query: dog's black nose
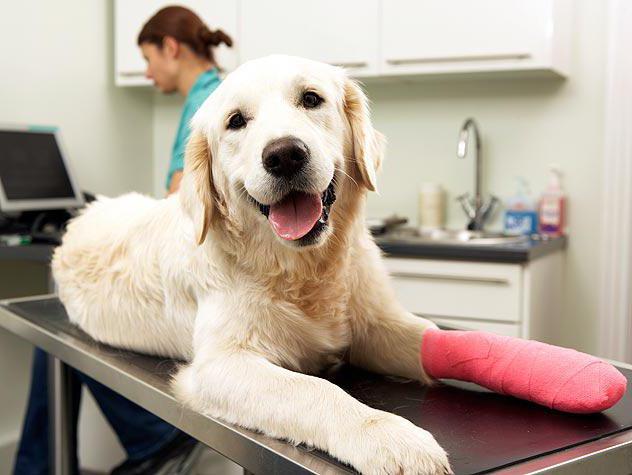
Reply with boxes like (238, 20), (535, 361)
(262, 137), (309, 178)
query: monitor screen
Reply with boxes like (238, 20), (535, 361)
(0, 128), (83, 211)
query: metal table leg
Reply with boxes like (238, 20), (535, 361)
(48, 355), (76, 475)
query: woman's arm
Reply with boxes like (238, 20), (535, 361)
(167, 171), (183, 195)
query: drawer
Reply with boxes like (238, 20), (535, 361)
(385, 258), (522, 323)
(425, 315), (522, 338)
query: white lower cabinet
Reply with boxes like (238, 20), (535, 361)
(427, 317), (522, 338)
(384, 253), (563, 341)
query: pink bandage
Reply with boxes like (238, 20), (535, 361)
(421, 328), (627, 413)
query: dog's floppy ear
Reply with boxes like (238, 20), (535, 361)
(181, 130), (216, 245)
(343, 78), (385, 192)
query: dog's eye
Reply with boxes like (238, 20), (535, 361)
(227, 112), (247, 130)
(302, 91), (324, 109)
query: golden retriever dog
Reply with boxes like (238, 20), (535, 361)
(52, 55), (451, 474)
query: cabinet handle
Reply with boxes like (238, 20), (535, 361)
(118, 71), (146, 78)
(330, 61), (368, 69)
(386, 52), (531, 66)
(389, 271), (509, 285)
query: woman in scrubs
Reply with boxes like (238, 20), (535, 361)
(139, 6), (231, 194)
(13, 6), (231, 474)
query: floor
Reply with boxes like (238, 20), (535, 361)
(80, 448), (244, 475)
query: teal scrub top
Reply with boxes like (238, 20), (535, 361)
(166, 67), (221, 189)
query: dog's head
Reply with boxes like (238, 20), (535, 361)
(180, 55), (384, 249)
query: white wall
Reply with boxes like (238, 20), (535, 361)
(150, 1), (607, 354)
(0, 0), (154, 471)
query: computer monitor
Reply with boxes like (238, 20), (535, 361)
(0, 125), (84, 212)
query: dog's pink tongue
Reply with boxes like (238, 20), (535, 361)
(269, 192), (323, 240)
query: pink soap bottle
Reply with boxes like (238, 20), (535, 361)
(539, 165), (566, 237)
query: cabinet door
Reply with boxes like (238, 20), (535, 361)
(385, 258), (523, 323)
(427, 316), (522, 338)
(381, 0), (554, 76)
(239, 0), (379, 77)
(115, 0), (238, 86)
(115, 0), (165, 85)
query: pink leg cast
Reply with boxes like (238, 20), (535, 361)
(421, 328), (627, 413)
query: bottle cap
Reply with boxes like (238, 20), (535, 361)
(547, 164), (563, 192)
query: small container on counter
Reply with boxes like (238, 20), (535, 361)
(504, 177), (539, 236)
(418, 182), (445, 230)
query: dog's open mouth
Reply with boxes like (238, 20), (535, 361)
(251, 181), (336, 241)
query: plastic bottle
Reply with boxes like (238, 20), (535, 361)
(418, 182), (445, 230)
(539, 165), (566, 237)
(503, 177), (539, 236)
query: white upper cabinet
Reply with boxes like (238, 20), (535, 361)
(115, 0), (572, 86)
(114, 0), (239, 86)
(380, 0), (571, 77)
(238, 0), (380, 77)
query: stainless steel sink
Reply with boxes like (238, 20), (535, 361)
(381, 227), (529, 246)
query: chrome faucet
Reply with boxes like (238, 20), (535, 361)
(456, 118), (498, 231)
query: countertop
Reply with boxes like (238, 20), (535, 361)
(0, 234), (567, 266)
(375, 234), (567, 264)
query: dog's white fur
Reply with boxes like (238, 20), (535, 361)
(52, 55), (451, 474)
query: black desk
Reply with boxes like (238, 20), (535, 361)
(1, 296), (631, 474)
(0, 243), (55, 263)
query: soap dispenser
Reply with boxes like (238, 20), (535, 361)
(539, 165), (566, 237)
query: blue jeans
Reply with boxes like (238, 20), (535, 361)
(13, 348), (189, 475)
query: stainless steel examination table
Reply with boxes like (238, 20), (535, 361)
(1, 296), (631, 475)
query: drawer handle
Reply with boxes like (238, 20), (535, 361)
(386, 52), (531, 66)
(390, 271), (510, 285)
(330, 61), (368, 68)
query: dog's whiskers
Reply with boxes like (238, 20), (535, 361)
(237, 186), (249, 202)
(237, 185), (257, 208)
(336, 165), (359, 189)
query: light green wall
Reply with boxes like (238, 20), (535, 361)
(153, 93), (185, 196)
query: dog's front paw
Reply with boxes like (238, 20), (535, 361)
(337, 410), (451, 475)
